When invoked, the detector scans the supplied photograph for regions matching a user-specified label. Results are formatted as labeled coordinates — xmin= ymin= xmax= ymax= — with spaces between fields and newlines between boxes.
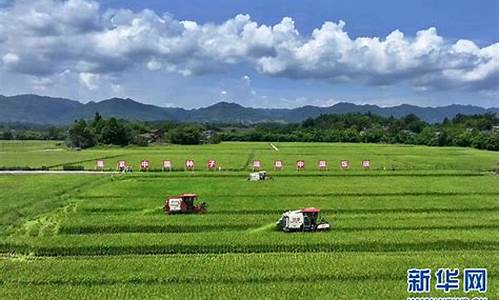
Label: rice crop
xmin=0 ymin=142 xmax=497 ymax=299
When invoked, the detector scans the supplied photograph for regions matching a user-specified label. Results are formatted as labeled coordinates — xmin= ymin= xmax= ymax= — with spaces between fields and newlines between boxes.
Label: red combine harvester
xmin=164 ymin=193 xmax=207 ymax=214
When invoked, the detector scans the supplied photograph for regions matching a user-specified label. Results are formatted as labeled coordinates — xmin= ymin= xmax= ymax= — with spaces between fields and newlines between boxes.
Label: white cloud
xmin=0 ymin=0 xmax=497 ymax=93
xmin=256 ymin=22 xmax=498 ymax=91
xmin=79 ymin=72 xmax=100 ymax=90
xmin=31 ymin=76 xmax=53 ymax=91
xmin=146 ymin=59 xmax=162 ymax=71
xmin=2 ymin=52 xmax=19 ymax=65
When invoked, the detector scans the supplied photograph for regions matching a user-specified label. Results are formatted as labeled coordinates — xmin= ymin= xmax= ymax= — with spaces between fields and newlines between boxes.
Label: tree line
xmin=0 ymin=112 xmax=497 ymax=151
xmin=219 ymin=113 xmax=498 ymax=151
xmin=63 ymin=113 xmax=221 ymax=148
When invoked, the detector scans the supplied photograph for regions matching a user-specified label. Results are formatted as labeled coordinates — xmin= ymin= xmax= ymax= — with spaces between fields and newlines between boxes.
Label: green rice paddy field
xmin=0 ymin=141 xmax=498 ymax=299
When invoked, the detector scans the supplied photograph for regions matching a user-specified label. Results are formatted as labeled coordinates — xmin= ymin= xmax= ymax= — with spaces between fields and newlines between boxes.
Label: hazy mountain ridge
xmin=0 ymin=94 xmax=497 ymax=124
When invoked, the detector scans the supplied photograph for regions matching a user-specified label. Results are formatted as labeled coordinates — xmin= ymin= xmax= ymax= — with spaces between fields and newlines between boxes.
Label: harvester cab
xmin=164 ymin=193 xmax=207 ymax=214
xmin=276 ymin=208 xmax=330 ymax=232
xmin=248 ymin=171 xmax=269 ymax=181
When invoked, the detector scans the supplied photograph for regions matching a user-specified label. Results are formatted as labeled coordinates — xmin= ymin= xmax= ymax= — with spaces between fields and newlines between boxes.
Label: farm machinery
xmin=164 ymin=193 xmax=207 ymax=214
xmin=276 ymin=208 xmax=331 ymax=232
xmin=248 ymin=171 xmax=270 ymax=181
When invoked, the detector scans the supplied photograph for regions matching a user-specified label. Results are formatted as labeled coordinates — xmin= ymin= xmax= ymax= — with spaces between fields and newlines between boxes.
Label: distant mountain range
xmin=0 ymin=94 xmax=497 ymax=125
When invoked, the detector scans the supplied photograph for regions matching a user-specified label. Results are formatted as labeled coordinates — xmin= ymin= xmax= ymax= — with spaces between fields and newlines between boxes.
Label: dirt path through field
xmin=269 ymin=143 xmax=279 ymax=151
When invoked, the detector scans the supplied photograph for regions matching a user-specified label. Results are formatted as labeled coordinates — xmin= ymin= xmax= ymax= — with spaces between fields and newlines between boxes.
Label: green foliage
xmin=67 ymin=115 xmax=138 ymax=148
xmin=1 ymin=130 xmax=13 ymax=140
xmin=0 ymin=124 xmax=66 ymax=141
xmin=207 ymin=131 xmax=222 ymax=144
xmin=3 ymin=111 xmax=498 ymax=151
xmin=168 ymin=125 xmax=203 ymax=144
xmin=165 ymin=124 xmax=221 ymax=145
xmin=131 ymin=134 xmax=149 ymax=146
xmin=63 ymin=116 xmax=223 ymax=147
xmin=222 ymin=113 xmax=498 ymax=151
xmin=67 ymin=119 xmax=96 ymax=149
xmin=100 ymin=118 xmax=130 ymax=146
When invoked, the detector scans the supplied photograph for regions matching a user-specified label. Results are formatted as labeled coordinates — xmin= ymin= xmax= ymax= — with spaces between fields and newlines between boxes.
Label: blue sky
xmin=0 ymin=0 xmax=498 ymax=108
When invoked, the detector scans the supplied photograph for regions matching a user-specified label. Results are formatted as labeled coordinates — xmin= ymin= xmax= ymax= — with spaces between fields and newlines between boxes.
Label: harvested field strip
xmin=2 ymin=228 xmax=496 ymax=256
xmin=78 ymin=207 xmax=146 ymax=213
xmin=184 ymin=207 xmax=499 ymax=215
xmin=8 ymin=270 xmax=497 ymax=286
xmin=2 ymin=240 xmax=496 ymax=256
xmin=57 ymin=210 xmax=496 ymax=235
xmin=81 ymin=178 xmax=498 ymax=197
xmin=123 ymin=171 xmax=491 ymax=179
xmin=58 ymin=224 xmax=498 ymax=235
xmin=73 ymin=191 xmax=498 ymax=199
xmin=0 ymin=274 xmax=407 ymax=286
xmin=72 ymin=195 xmax=123 ymax=200
xmin=195 ymin=192 xmax=498 ymax=197
xmin=332 ymin=224 xmax=497 ymax=232
xmin=2 ymin=268 xmax=497 ymax=287
xmin=59 ymin=224 xmax=260 ymax=234
xmin=1 ymin=251 xmax=496 ymax=284
xmin=73 ymin=192 xmax=498 ymax=201
xmin=76 ymin=206 xmax=498 ymax=215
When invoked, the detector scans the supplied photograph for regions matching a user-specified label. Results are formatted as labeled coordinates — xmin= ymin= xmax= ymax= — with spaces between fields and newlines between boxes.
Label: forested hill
xmin=0 ymin=94 xmax=497 ymax=124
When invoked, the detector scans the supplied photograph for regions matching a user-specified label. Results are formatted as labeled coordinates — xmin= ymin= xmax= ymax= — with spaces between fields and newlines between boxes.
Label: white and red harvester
xmin=276 ymin=208 xmax=331 ymax=232
xmin=164 ymin=193 xmax=207 ymax=214
xmin=248 ymin=171 xmax=270 ymax=181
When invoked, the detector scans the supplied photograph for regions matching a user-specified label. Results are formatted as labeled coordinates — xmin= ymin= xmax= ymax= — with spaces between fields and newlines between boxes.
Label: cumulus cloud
xmin=0 ymin=0 xmax=497 ymax=92
xmin=256 ymin=23 xmax=498 ymax=91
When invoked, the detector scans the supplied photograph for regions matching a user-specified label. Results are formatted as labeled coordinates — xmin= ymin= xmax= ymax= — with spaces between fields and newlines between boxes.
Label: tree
xmin=452 ymin=130 xmax=474 ymax=147
xmin=47 ymin=126 xmax=64 ymax=140
xmin=100 ymin=118 xmax=130 ymax=146
xmin=207 ymin=132 xmax=222 ymax=144
xmin=416 ymin=127 xmax=438 ymax=146
xmin=393 ymin=130 xmax=417 ymax=144
xmin=168 ymin=125 xmax=203 ymax=144
xmin=1 ymin=131 xmax=13 ymax=140
xmin=91 ymin=112 xmax=105 ymax=138
xmin=436 ymin=131 xmax=451 ymax=146
xmin=484 ymin=132 xmax=499 ymax=151
xmin=67 ymin=119 xmax=96 ymax=149
xmin=403 ymin=114 xmax=426 ymax=133
xmin=362 ymin=128 xmax=385 ymax=143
